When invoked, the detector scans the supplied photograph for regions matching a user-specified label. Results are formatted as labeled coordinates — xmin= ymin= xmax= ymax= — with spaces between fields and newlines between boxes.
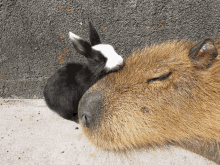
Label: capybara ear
xmin=189 ymin=39 xmax=218 ymax=69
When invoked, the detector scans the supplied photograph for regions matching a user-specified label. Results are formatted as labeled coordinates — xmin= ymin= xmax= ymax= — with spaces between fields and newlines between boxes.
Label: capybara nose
xmin=78 ymin=91 xmax=103 ymax=127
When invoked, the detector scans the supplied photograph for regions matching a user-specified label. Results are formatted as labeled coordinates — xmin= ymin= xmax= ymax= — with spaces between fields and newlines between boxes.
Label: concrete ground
xmin=0 ymin=99 xmax=216 ymax=165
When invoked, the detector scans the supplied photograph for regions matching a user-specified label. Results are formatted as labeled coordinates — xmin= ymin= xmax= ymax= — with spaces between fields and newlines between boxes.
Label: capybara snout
xmin=79 ymin=91 xmax=103 ymax=127
xmin=79 ymin=38 xmax=220 ymax=153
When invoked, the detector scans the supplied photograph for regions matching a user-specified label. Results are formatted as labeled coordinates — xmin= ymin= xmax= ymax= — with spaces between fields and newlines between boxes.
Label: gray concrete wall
xmin=1 ymin=0 xmax=220 ymax=99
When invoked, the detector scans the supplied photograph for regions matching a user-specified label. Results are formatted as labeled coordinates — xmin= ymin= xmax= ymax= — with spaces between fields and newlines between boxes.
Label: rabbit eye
xmin=147 ymin=72 xmax=172 ymax=83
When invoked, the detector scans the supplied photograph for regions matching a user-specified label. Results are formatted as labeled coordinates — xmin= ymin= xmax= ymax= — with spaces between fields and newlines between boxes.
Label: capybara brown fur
xmin=78 ymin=38 xmax=220 ymax=163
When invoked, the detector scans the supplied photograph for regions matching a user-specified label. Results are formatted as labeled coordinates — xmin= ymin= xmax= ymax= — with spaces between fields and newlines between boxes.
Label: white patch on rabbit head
xmin=92 ymin=44 xmax=124 ymax=72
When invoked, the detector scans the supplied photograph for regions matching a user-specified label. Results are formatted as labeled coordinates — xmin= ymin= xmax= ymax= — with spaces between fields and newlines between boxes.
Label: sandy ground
xmin=0 ymin=99 xmax=217 ymax=165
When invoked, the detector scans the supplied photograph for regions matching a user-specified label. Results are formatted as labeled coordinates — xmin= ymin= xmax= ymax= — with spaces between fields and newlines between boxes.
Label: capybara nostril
xmin=81 ymin=115 xmax=90 ymax=127
xmin=78 ymin=91 xmax=104 ymax=128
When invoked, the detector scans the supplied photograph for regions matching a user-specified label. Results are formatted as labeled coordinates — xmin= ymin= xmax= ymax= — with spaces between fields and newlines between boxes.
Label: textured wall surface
xmin=1 ymin=0 xmax=220 ymax=98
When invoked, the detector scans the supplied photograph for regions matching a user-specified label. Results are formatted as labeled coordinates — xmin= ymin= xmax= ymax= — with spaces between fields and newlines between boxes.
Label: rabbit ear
xmin=69 ymin=32 xmax=92 ymax=58
xmin=89 ymin=22 xmax=101 ymax=46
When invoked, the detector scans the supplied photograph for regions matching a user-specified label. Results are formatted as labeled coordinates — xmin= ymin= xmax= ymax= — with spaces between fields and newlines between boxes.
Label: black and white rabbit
xmin=43 ymin=22 xmax=124 ymax=121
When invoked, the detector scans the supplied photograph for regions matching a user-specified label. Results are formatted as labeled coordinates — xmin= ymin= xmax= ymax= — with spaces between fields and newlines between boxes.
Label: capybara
xmin=78 ymin=38 xmax=220 ymax=163
xmin=43 ymin=22 xmax=124 ymax=121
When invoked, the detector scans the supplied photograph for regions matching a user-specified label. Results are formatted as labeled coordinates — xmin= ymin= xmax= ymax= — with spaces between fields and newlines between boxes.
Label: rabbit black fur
xmin=43 ymin=22 xmax=124 ymax=121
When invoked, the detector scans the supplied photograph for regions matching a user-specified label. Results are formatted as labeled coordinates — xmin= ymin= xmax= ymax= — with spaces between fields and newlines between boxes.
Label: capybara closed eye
xmin=78 ymin=39 xmax=220 ymax=159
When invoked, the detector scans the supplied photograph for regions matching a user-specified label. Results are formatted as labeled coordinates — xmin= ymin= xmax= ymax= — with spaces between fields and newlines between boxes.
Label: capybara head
xmin=78 ymin=38 xmax=220 ymax=152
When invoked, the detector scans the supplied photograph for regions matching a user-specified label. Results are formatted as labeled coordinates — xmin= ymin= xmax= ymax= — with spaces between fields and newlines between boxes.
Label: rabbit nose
xmin=78 ymin=91 xmax=103 ymax=127
xmin=117 ymin=61 xmax=125 ymax=70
